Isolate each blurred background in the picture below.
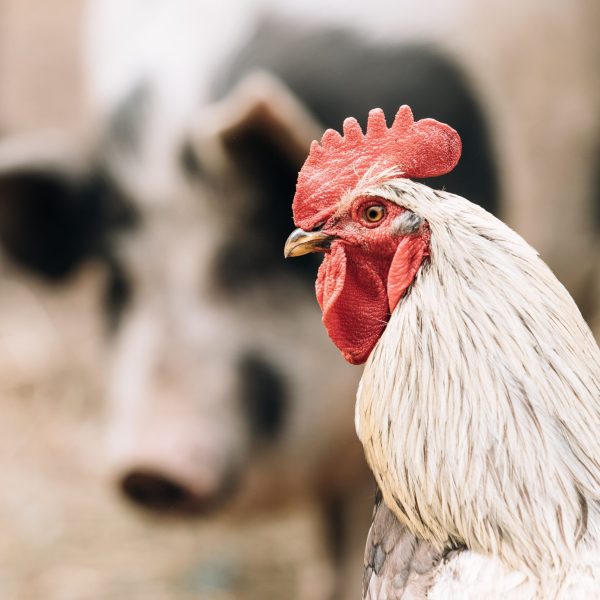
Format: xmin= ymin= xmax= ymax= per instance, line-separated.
xmin=0 ymin=1 xmax=599 ymax=599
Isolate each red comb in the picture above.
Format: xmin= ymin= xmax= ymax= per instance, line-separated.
xmin=293 ymin=105 xmax=461 ymax=230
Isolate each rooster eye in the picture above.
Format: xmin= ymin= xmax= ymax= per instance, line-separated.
xmin=363 ymin=205 xmax=386 ymax=224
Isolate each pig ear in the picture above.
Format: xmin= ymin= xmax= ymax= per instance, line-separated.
xmin=190 ymin=70 xmax=323 ymax=170
xmin=0 ymin=133 xmax=109 ymax=279
xmin=188 ymin=72 xmax=324 ymax=282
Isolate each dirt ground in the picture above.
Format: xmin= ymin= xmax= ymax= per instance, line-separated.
xmin=0 ymin=2 xmax=333 ymax=598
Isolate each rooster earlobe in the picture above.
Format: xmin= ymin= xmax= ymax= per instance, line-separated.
xmin=387 ymin=235 xmax=429 ymax=313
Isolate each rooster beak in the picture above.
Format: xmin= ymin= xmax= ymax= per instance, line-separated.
xmin=284 ymin=228 xmax=334 ymax=258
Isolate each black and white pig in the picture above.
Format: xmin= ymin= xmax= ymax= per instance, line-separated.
xmin=0 ymin=14 xmax=501 ymax=597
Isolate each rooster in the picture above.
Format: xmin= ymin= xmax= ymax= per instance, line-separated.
xmin=284 ymin=106 xmax=600 ymax=598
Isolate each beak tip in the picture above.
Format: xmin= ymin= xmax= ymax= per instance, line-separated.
xmin=284 ymin=228 xmax=334 ymax=258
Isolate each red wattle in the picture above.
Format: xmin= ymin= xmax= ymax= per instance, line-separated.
xmin=316 ymin=243 xmax=389 ymax=365
xmin=316 ymin=235 xmax=429 ymax=365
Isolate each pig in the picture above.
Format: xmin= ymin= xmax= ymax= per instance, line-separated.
xmin=0 ymin=15 xmax=501 ymax=597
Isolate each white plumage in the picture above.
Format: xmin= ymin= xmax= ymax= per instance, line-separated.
xmin=357 ymin=179 xmax=600 ymax=597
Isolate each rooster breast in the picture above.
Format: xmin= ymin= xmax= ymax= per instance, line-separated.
xmin=355 ymin=179 xmax=600 ymax=581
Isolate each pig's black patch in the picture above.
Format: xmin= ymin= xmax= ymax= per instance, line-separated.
xmin=238 ymin=353 xmax=288 ymax=439
xmin=0 ymin=171 xmax=93 ymax=278
xmin=213 ymin=19 xmax=498 ymax=216
xmin=107 ymin=81 xmax=151 ymax=155
xmin=103 ymin=256 xmax=133 ymax=331
xmin=179 ymin=138 xmax=204 ymax=180
xmin=0 ymin=162 xmax=137 ymax=281
xmin=212 ymin=123 xmax=320 ymax=293
xmin=213 ymin=238 xmax=276 ymax=292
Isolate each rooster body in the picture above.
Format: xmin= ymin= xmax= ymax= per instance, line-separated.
xmin=358 ymin=179 xmax=600 ymax=567
xmin=359 ymin=180 xmax=600 ymax=597
xmin=285 ymin=106 xmax=600 ymax=597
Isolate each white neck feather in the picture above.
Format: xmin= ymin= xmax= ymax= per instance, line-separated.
xmin=355 ymin=179 xmax=600 ymax=578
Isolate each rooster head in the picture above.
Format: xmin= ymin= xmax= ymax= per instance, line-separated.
xmin=284 ymin=106 xmax=461 ymax=364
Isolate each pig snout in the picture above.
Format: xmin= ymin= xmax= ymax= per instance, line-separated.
xmin=104 ymin=310 xmax=250 ymax=515
xmin=108 ymin=411 xmax=244 ymax=516
xmin=120 ymin=470 xmax=224 ymax=515
xmin=118 ymin=452 xmax=235 ymax=516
